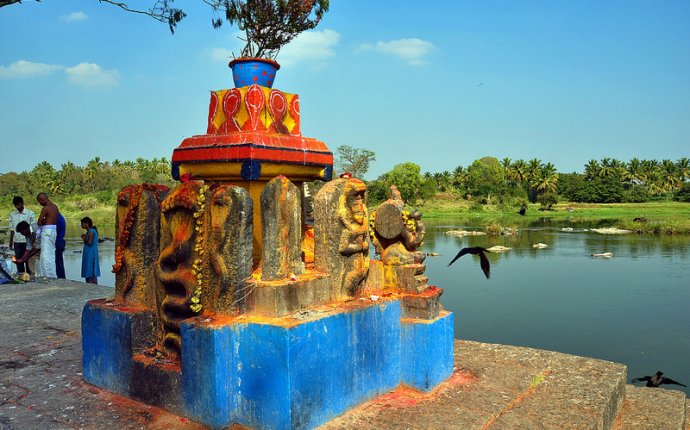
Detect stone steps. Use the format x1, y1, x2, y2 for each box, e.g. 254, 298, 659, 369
612, 384, 687, 430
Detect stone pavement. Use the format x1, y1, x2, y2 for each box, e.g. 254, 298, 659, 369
1, 279, 687, 429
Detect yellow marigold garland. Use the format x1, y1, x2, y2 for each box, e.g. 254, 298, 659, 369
189, 184, 209, 313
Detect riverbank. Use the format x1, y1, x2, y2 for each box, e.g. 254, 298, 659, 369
0, 279, 686, 429
417, 200, 690, 234
2, 198, 689, 237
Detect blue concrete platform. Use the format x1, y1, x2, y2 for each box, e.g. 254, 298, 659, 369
82, 298, 454, 430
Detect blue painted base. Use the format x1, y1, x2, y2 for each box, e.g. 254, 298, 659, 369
82, 299, 454, 430
401, 311, 455, 391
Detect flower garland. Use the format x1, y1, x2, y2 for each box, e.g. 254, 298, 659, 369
189, 184, 210, 314
368, 210, 377, 243
401, 209, 417, 233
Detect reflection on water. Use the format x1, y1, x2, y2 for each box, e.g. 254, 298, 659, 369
62, 238, 116, 288
61, 217, 690, 395
425, 217, 690, 396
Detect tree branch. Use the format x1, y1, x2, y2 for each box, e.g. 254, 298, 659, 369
97, 0, 186, 33
0, 0, 30, 8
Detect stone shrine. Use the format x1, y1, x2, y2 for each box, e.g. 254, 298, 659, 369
82, 76, 454, 430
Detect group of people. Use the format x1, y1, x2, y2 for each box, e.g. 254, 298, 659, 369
9, 193, 101, 284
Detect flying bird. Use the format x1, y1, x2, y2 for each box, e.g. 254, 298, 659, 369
448, 247, 491, 279
631, 371, 686, 388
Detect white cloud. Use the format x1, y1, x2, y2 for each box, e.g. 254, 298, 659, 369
204, 31, 247, 63
60, 11, 88, 23
204, 47, 234, 63
0, 60, 119, 89
278, 29, 340, 67
358, 38, 434, 66
0, 60, 62, 78
65, 63, 120, 88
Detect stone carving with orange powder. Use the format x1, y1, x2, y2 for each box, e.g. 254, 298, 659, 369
113, 184, 169, 307
370, 185, 426, 266
207, 185, 253, 313
260, 176, 304, 281
368, 185, 428, 294
314, 178, 370, 299
155, 181, 205, 358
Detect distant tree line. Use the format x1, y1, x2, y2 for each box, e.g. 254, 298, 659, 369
2, 153, 688, 209
0, 157, 175, 204
354, 153, 690, 207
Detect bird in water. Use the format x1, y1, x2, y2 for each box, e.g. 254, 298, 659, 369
631, 371, 686, 388
448, 247, 491, 279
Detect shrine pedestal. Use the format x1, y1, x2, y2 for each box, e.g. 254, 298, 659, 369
82, 298, 454, 430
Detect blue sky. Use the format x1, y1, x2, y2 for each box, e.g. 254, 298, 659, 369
1, 0, 689, 180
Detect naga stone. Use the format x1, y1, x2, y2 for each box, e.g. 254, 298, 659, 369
156, 181, 206, 358
113, 184, 169, 307
314, 178, 370, 299
206, 185, 253, 313
260, 176, 304, 281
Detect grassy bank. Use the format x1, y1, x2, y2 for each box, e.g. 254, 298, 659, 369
415, 199, 690, 234
0, 194, 116, 237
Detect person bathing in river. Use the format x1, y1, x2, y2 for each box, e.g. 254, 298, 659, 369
36, 192, 59, 278
80, 217, 101, 284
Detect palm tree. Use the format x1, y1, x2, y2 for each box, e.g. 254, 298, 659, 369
83, 157, 105, 192
509, 159, 528, 184
59, 161, 82, 194
623, 158, 646, 186
526, 158, 542, 182
531, 163, 558, 194
500, 157, 512, 176
452, 165, 467, 190
30, 161, 58, 194
584, 159, 601, 180
676, 157, 690, 183
598, 158, 615, 178
659, 159, 681, 193
641, 159, 659, 178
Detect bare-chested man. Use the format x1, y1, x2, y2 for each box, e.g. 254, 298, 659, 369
36, 192, 59, 277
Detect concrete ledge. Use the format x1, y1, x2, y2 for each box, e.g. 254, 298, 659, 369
613, 385, 687, 430
324, 340, 628, 430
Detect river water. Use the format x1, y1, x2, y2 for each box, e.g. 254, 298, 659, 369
53, 217, 690, 395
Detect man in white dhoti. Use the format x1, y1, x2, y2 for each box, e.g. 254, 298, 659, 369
36, 193, 60, 278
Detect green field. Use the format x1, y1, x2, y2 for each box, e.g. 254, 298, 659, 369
416, 199, 690, 233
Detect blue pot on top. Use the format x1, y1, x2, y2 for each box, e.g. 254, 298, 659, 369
229, 57, 281, 88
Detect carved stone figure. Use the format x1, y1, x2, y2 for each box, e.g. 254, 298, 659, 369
155, 181, 206, 358
371, 185, 426, 266
113, 184, 169, 307
260, 176, 304, 281
207, 185, 253, 313
314, 178, 370, 299
369, 185, 428, 293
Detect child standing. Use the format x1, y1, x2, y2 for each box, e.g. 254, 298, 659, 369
80, 217, 101, 284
